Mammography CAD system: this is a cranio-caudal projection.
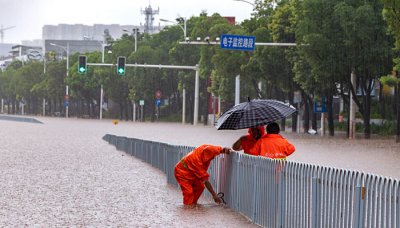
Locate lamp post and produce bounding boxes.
[160,17,187,40]
[232,0,255,6]
[50,42,69,118]
[160,17,189,123]
[84,36,112,120]
[122,28,138,52]
[99,41,110,120]
[122,28,139,122]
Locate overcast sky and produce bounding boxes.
[0,0,254,44]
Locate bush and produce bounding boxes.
[370,121,396,135]
[334,120,397,136]
[334,121,347,131]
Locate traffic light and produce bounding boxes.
[78,55,87,74]
[117,56,126,75]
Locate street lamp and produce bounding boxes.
[160,17,187,40]
[122,28,139,122]
[122,28,138,52]
[232,0,255,6]
[97,40,111,120]
[83,36,110,63]
[83,36,113,120]
[50,42,70,118]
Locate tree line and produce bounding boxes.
[1,0,399,139]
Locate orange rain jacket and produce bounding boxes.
[241,126,265,156]
[174,144,223,205]
[251,134,295,159]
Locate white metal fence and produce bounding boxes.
[103,134,400,228]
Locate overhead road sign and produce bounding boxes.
[220,34,256,51]
[179,41,297,47]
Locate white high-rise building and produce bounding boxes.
[42,23,162,41]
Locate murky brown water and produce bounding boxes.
[0,117,257,227]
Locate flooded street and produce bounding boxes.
[104,118,400,179]
[0,116,399,226]
[0,117,256,227]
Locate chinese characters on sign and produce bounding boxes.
[220,34,256,51]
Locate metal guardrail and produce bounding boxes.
[102,134,400,228]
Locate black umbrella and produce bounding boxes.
[215,99,297,130]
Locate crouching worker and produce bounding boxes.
[174,144,231,208]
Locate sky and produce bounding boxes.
[0,0,254,44]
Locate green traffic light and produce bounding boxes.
[118,68,125,74]
[78,55,87,74]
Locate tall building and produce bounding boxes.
[42,23,163,42]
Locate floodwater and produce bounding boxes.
[0,116,399,227]
[105,119,400,179]
[0,117,256,227]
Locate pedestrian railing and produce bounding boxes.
[103,134,400,228]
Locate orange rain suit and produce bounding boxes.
[251,134,295,159]
[174,144,223,205]
[241,126,265,156]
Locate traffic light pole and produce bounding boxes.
[87,62,200,125]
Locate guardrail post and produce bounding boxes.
[312,177,321,228]
[252,161,258,222]
[353,184,365,228]
[236,154,241,211]
[276,161,286,228]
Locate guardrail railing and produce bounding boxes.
[103,134,400,228]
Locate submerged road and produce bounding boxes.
[1,116,399,226]
[0,117,256,227]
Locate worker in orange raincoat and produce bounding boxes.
[174,144,231,207]
[251,122,295,159]
[232,126,265,155]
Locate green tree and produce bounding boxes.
[382,0,400,142]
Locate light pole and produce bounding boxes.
[99,41,110,120]
[232,0,255,6]
[84,36,112,120]
[159,17,189,123]
[122,28,138,52]
[123,28,139,122]
[160,17,187,40]
[50,42,69,118]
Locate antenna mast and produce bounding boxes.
[141,5,159,34]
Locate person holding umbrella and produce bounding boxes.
[232,126,265,155]
[174,144,231,208]
[252,122,295,159]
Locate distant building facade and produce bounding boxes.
[43,39,104,59]
[0,43,15,58]
[42,23,160,42]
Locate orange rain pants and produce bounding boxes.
[174,162,205,205]
[174,145,222,205]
